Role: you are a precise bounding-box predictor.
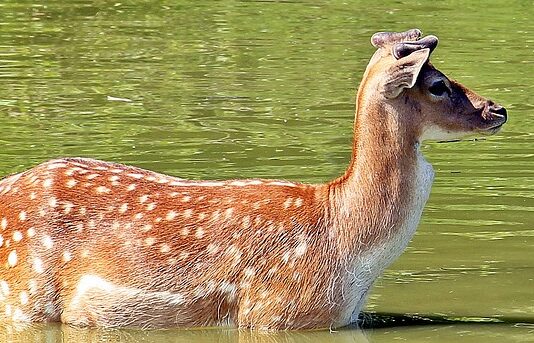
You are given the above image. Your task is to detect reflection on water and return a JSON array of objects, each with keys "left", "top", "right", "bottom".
[
  {"left": 0, "top": 0, "right": 532, "bottom": 342},
  {"left": 1, "top": 323, "right": 369, "bottom": 343},
  {"left": 2, "top": 321, "right": 533, "bottom": 343}
]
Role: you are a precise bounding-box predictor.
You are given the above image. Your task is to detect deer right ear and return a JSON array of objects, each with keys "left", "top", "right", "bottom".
[{"left": 380, "top": 48, "right": 430, "bottom": 99}]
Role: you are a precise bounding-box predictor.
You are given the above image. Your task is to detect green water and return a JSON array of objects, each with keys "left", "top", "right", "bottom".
[{"left": 0, "top": 0, "right": 532, "bottom": 342}]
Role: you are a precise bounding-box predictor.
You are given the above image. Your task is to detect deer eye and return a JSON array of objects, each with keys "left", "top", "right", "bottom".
[{"left": 428, "top": 80, "right": 450, "bottom": 97}]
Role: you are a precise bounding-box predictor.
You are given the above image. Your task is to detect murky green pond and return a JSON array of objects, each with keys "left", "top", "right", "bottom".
[{"left": 0, "top": 0, "right": 532, "bottom": 342}]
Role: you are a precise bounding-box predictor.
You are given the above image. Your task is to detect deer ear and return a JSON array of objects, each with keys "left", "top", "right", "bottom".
[{"left": 381, "top": 48, "right": 430, "bottom": 99}]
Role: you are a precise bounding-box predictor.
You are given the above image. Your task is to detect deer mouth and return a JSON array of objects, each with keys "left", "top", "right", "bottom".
[
  {"left": 482, "top": 112, "right": 507, "bottom": 134},
  {"left": 485, "top": 122, "right": 504, "bottom": 135}
]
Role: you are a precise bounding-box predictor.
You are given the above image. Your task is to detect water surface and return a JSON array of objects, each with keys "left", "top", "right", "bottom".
[{"left": 0, "top": 0, "right": 532, "bottom": 342}]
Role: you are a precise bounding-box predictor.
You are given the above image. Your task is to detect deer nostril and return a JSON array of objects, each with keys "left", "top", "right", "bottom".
[
  {"left": 486, "top": 101, "right": 507, "bottom": 119},
  {"left": 492, "top": 105, "right": 507, "bottom": 118},
  {"left": 491, "top": 105, "right": 507, "bottom": 116}
]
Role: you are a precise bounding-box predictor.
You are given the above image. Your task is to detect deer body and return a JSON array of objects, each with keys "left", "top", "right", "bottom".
[
  {"left": 0, "top": 151, "right": 431, "bottom": 329},
  {"left": 0, "top": 29, "right": 506, "bottom": 330}
]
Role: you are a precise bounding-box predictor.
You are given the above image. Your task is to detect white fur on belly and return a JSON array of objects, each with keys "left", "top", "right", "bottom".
[{"left": 69, "top": 275, "right": 185, "bottom": 307}]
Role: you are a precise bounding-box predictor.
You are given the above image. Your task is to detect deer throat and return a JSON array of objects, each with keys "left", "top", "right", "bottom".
[
  {"left": 336, "top": 149, "right": 435, "bottom": 325},
  {"left": 358, "top": 149, "right": 434, "bottom": 271}
]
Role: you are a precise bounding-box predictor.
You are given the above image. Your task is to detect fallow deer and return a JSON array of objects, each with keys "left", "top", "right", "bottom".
[{"left": 0, "top": 29, "right": 507, "bottom": 330}]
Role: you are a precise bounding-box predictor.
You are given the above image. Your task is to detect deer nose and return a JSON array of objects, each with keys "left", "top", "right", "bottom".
[
  {"left": 486, "top": 101, "right": 507, "bottom": 122},
  {"left": 491, "top": 104, "right": 507, "bottom": 117}
]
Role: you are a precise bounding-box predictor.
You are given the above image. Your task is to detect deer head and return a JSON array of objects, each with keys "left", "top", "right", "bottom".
[{"left": 357, "top": 29, "right": 507, "bottom": 143}]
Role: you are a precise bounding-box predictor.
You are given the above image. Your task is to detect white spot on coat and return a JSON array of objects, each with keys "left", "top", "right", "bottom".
[
  {"left": 283, "top": 198, "right": 293, "bottom": 209},
  {"left": 206, "top": 243, "right": 219, "bottom": 254},
  {"left": 169, "top": 180, "right": 224, "bottom": 187},
  {"left": 0, "top": 281, "right": 10, "bottom": 296},
  {"left": 244, "top": 267, "right": 255, "bottom": 278},
  {"left": 166, "top": 210, "right": 177, "bottom": 221},
  {"left": 230, "top": 180, "right": 263, "bottom": 187},
  {"left": 12, "top": 231, "right": 23, "bottom": 242},
  {"left": 66, "top": 179, "right": 78, "bottom": 188},
  {"left": 13, "top": 308, "right": 29, "bottom": 321},
  {"left": 109, "top": 175, "right": 120, "bottom": 182},
  {"left": 86, "top": 174, "right": 100, "bottom": 180},
  {"left": 282, "top": 251, "right": 291, "bottom": 263},
  {"left": 96, "top": 186, "right": 110, "bottom": 194},
  {"left": 64, "top": 202, "right": 74, "bottom": 214},
  {"left": 8, "top": 251, "right": 18, "bottom": 267},
  {"left": 119, "top": 203, "right": 128, "bottom": 213},
  {"left": 183, "top": 209, "right": 193, "bottom": 218},
  {"left": 42, "top": 235, "right": 53, "bottom": 249},
  {"left": 47, "top": 162, "right": 67, "bottom": 170},
  {"left": 18, "top": 211, "right": 27, "bottom": 221},
  {"left": 295, "top": 241, "right": 307, "bottom": 257},
  {"left": 195, "top": 227, "right": 205, "bottom": 239},
  {"left": 19, "top": 291, "right": 29, "bottom": 305},
  {"left": 267, "top": 181, "right": 297, "bottom": 187},
  {"left": 219, "top": 281, "right": 237, "bottom": 299},
  {"left": 242, "top": 216, "right": 250, "bottom": 228},
  {"left": 63, "top": 251, "right": 72, "bottom": 262},
  {"left": 65, "top": 168, "right": 76, "bottom": 176},
  {"left": 28, "top": 280, "right": 38, "bottom": 294}
]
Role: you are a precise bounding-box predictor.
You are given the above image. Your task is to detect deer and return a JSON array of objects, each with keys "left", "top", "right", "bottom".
[{"left": 0, "top": 29, "right": 507, "bottom": 330}]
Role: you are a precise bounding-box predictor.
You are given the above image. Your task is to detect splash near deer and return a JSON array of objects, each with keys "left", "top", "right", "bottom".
[{"left": 0, "top": 29, "right": 507, "bottom": 330}]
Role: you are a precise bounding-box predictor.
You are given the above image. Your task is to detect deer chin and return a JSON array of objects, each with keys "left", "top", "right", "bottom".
[
  {"left": 419, "top": 125, "right": 472, "bottom": 142},
  {"left": 477, "top": 114, "right": 507, "bottom": 135},
  {"left": 419, "top": 123, "right": 504, "bottom": 143},
  {"left": 480, "top": 123, "right": 504, "bottom": 135}
]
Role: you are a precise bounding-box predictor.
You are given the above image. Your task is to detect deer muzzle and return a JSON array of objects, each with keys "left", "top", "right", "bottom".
[{"left": 482, "top": 100, "right": 508, "bottom": 132}]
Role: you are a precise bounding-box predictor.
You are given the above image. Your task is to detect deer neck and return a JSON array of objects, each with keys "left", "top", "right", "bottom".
[{"left": 327, "top": 97, "right": 434, "bottom": 256}]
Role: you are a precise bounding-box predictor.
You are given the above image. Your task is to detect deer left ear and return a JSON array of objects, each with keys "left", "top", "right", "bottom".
[{"left": 381, "top": 48, "right": 430, "bottom": 99}]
